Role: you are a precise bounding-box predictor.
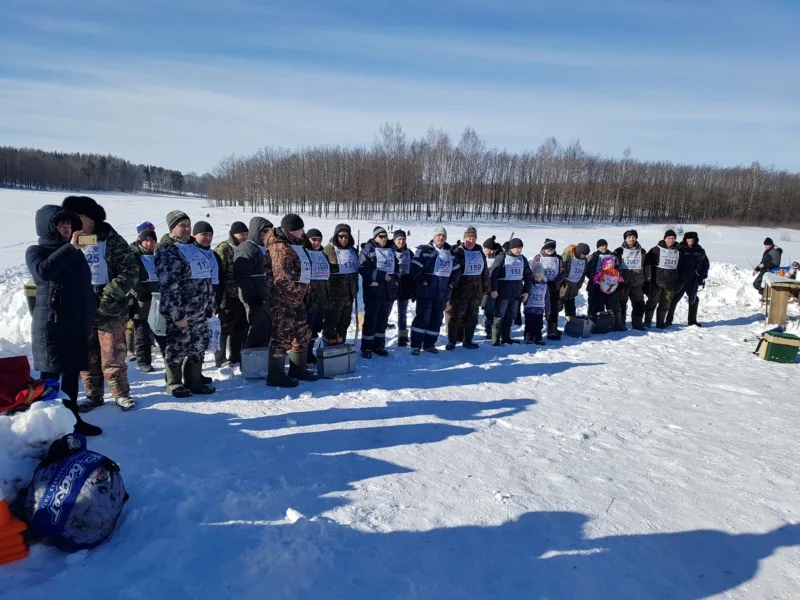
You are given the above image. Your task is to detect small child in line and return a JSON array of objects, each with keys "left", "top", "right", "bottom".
[{"left": 524, "top": 263, "right": 550, "bottom": 345}]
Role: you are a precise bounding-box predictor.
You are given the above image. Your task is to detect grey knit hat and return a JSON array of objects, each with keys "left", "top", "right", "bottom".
[
  {"left": 166, "top": 210, "right": 190, "bottom": 231},
  {"left": 434, "top": 226, "right": 447, "bottom": 238}
]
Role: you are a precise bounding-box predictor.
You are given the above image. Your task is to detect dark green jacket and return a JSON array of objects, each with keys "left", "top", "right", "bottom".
[{"left": 91, "top": 222, "right": 139, "bottom": 324}]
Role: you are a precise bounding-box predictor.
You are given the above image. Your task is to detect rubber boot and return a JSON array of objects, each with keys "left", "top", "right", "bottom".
[
  {"left": 63, "top": 399, "right": 103, "bottom": 436},
  {"left": 491, "top": 320, "right": 503, "bottom": 346},
  {"left": 214, "top": 333, "right": 229, "bottom": 367},
  {"left": 289, "top": 351, "right": 319, "bottom": 382},
  {"left": 184, "top": 360, "right": 216, "bottom": 394},
  {"left": 463, "top": 326, "right": 479, "bottom": 349},
  {"left": 502, "top": 317, "right": 520, "bottom": 344},
  {"left": 665, "top": 303, "right": 676, "bottom": 327},
  {"left": 268, "top": 355, "right": 299, "bottom": 387},
  {"left": 644, "top": 309, "right": 655, "bottom": 329},
  {"left": 547, "top": 321, "right": 562, "bottom": 341},
  {"left": 398, "top": 329, "right": 409, "bottom": 347},
  {"left": 656, "top": 310, "right": 668, "bottom": 329},
  {"left": 688, "top": 301, "right": 702, "bottom": 327},
  {"left": 446, "top": 324, "right": 460, "bottom": 351},
  {"left": 631, "top": 312, "right": 646, "bottom": 331},
  {"left": 614, "top": 310, "right": 628, "bottom": 332},
  {"left": 165, "top": 363, "right": 192, "bottom": 398}
]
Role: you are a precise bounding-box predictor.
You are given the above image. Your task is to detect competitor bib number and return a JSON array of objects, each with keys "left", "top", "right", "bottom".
[
  {"left": 463, "top": 250, "right": 484, "bottom": 276},
  {"left": 566, "top": 258, "right": 585, "bottom": 283},
  {"left": 504, "top": 255, "right": 524, "bottom": 281},
  {"left": 375, "top": 247, "right": 395, "bottom": 273},
  {"left": 396, "top": 249, "right": 411, "bottom": 275},
  {"left": 81, "top": 242, "right": 109, "bottom": 285},
  {"left": 140, "top": 254, "right": 157, "bottom": 282},
  {"left": 658, "top": 248, "right": 679, "bottom": 270},
  {"left": 433, "top": 248, "right": 453, "bottom": 277},
  {"left": 621, "top": 248, "right": 642, "bottom": 270},
  {"left": 539, "top": 256, "right": 560, "bottom": 281},
  {"left": 309, "top": 250, "right": 330, "bottom": 280},
  {"left": 177, "top": 244, "right": 213, "bottom": 280},
  {"left": 335, "top": 248, "right": 358, "bottom": 274},
  {"left": 526, "top": 285, "right": 547, "bottom": 309},
  {"left": 291, "top": 245, "right": 312, "bottom": 284}
]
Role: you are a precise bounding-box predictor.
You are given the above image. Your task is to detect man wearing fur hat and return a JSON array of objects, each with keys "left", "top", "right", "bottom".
[
  {"left": 446, "top": 226, "right": 490, "bottom": 350},
  {"left": 666, "top": 231, "right": 709, "bottom": 327},
  {"left": 264, "top": 214, "right": 318, "bottom": 386},
  {"left": 62, "top": 195, "right": 139, "bottom": 412},
  {"left": 614, "top": 229, "right": 649, "bottom": 330},
  {"left": 409, "top": 226, "right": 461, "bottom": 354},
  {"left": 155, "top": 210, "right": 217, "bottom": 397},
  {"left": 214, "top": 221, "right": 250, "bottom": 367},
  {"left": 323, "top": 223, "right": 359, "bottom": 344},
  {"left": 129, "top": 221, "right": 165, "bottom": 372},
  {"left": 645, "top": 229, "right": 681, "bottom": 328}
]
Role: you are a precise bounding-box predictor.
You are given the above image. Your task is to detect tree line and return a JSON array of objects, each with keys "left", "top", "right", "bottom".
[
  {"left": 0, "top": 147, "right": 213, "bottom": 196},
  {"left": 207, "top": 124, "right": 800, "bottom": 226}
]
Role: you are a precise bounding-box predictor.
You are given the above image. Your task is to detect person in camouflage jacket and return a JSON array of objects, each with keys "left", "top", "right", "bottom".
[
  {"left": 264, "top": 214, "right": 318, "bottom": 387},
  {"left": 214, "top": 221, "right": 249, "bottom": 366},
  {"left": 446, "top": 226, "right": 490, "bottom": 350},
  {"left": 323, "top": 223, "right": 359, "bottom": 344},
  {"left": 62, "top": 196, "right": 139, "bottom": 413},
  {"left": 155, "top": 210, "right": 216, "bottom": 398},
  {"left": 129, "top": 226, "right": 166, "bottom": 372}
]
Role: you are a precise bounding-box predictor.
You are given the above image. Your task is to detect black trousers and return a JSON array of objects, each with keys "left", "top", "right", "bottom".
[{"left": 41, "top": 371, "right": 79, "bottom": 402}]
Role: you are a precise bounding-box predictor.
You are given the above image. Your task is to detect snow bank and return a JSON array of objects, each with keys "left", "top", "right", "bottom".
[
  {"left": 0, "top": 266, "right": 32, "bottom": 355},
  {"left": 702, "top": 262, "right": 761, "bottom": 308},
  {"left": 0, "top": 401, "right": 74, "bottom": 502}
]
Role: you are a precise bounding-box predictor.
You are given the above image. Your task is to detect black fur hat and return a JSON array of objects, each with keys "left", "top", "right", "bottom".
[{"left": 62, "top": 195, "right": 106, "bottom": 224}]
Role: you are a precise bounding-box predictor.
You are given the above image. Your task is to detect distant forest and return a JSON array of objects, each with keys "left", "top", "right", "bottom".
[
  {"left": 208, "top": 124, "right": 800, "bottom": 226},
  {"left": 0, "top": 147, "right": 212, "bottom": 196}
]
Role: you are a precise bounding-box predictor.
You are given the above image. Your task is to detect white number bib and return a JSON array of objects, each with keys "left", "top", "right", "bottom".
[
  {"left": 433, "top": 248, "right": 453, "bottom": 277},
  {"left": 525, "top": 284, "right": 547, "bottom": 309},
  {"left": 177, "top": 243, "right": 213, "bottom": 280},
  {"left": 291, "top": 245, "right": 312, "bottom": 284},
  {"left": 375, "top": 247, "right": 395, "bottom": 273},
  {"left": 200, "top": 248, "right": 219, "bottom": 285},
  {"left": 396, "top": 249, "right": 411, "bottom": 275},
  {"left": 539, "top": 256, "right": 560, "bottom": 281},
  {"left": 566, "top": 258, "right": 585, "bottom": 283},
  {"left": 658, "top": 247, "right": 679, "bottom": 270},
  {"left": 463, "top": 250, "right": 484, "bottom": 276},
  {"left": 504, "top": 255, "right": 524, "bottom": 281},
  {"left": 309, "top": 250, "right": 330, "bottom": 281},
  {"left": 621, "top": 248, "right": 642, "bottom": 270},
  {"left": 335, "top": 248, "right": 358, "bottom": 274},
  {"left": 81, "top": 241, "right": 109, "bottom": 285},
  {"left": 140, "top": 254, "right": 157, "bottom": 282}
]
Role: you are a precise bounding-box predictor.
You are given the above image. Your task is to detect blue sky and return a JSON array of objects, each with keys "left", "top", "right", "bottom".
[{"left": 0, "top": 0, "right": 798, "bottom": 173}]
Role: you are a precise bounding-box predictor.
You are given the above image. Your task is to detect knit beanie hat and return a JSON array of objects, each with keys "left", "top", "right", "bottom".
[
  {"left": 393, "top": 229, "right": 406, "bottom": 240},
  {"left": 623, "top": 229, "right": 638, "bottom": 239},
  {"left": 62, "top": 196, "right": 106, "bottom": 224},
  {"left": 664, "top": 230, "right": 677, "bottom": 239},
  {"left": 483, "top": 235, "right": 499, "bottom": 251},
  {"left": 597, "top": 239, "right": 608, "bottom": 249},
  {"left": 136, "top": 221, "right": 155, "bottom": 235},
  {"left": 502, "top": 241, "right": 510, "bottom": 251},
  {"left": 532, "top": 262, "right": 545, "bottom": 278},
  {"left": 575, "top": 243, "right": 590, "bottom": 257},
  {"left": 281, "top": 214, "right": 304, "bottom": 232},
  {"left": 764, "top": 237, "right": 774, "bottom": 246},
  {"left": 229, "top": 221, "right": 248, "bottom": 235},
  {"left": 193, "top": 221, "right": 213, "bottom": 235},
  {"left": 542, "top": 238, "right": 557, "bottom": 251},
  {"left": 373, "top": 226, "right": 388, "bottom": 238},
  {"left": 138, "top": 229, "right": 157, "bottom": 243},
  {"left": 464, "top": 226, "right": 478, "bottom": 239},
  {"left": 166, "top": 210, "right": 190, "bottom": 231},
  {"left": 509, "top": 238, "right": 524, "bottom": 249},
  {"left": 434, "top": 226, "right": 447, "bottom": 238},
  {"left": 306, "top": 228, "right": 323, "bottom": 239}
]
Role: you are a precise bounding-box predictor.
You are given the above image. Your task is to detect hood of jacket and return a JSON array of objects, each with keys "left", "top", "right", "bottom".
[
  {"left": 35, "top": 205, "right": 81, "bottom": 246},
  {"left": 248, "top": 217, "right": 272, "bottom": 247},
  {"left": 130, "top": 240, "right": 153, "bottom": 257}
]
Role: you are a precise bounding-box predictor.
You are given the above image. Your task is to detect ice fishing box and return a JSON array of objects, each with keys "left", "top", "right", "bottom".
[
  {"left": 240, "top": 347, "right": 269, "bottom": 379},
  {"left": 565, "top": 316, "right": 591, "bottom": 338},
  {"left": 591, "top": 311, "right": 615, "bottom": 334},
  {"left": 756, "top": 331, "right": 800, "bottom": 364},
  {"left": 147, "top": 293, "right": 167, "bottom": 336},
  {"left": 316, "top": 343, "right": 356, "bottom": 378}
]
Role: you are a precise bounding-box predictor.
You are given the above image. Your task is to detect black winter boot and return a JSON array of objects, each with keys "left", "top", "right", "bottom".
[
  {"left": 184, "top": 360, "right": 216, "bottom": 394},
  {"left": 446, "top": 324, "right": 460, "bottom": 351},
  {"left": 214, "top": 333, "right": 229, "bottom": 367},
  {"left": 307, "top": 343, "right": 317, "bottom": 365},
  {"left": 289, "top": 351, "right": 319, "bottom": 382},
  {"left": 656, "top": 310, "right": 668, "bottom": 329},
  {"left": 267, "top": 355, "right": 299, "bottom": 387},
  {"left": 688, "top": 301, "right": 702, "bottom": 327},
  {"left": 524, "top": 332, "right": 534, "bottom": 345},
  {"left": 614, "top": 310, "right": 628, "bottom": 332},
  {"left": 491, "top": 320, "right": 503, "bottom": 346},
  {"left": 462, "top": 327, "right": 479, "bottom": 349},
  {"left": 644, "top": 309, "right": 655, "bottom": 329},
  {"left": 63, "top": 399, "right": 103, "bottom": 436},
  {"left": 665, "top": 303, "right": 676, "bottom": 327},
  {"left": 165, "top": 363, "right": 192, "bottom": 398},
  {"left": 547, "top": 322, "right": 562, "bottom": 341},
  {"left": 397, "top": 329, "right": 409, "bottom": 347},
  {"left": 229, "top": 328, "right": 246, "bottom": 364},
  {"left": 631, "top": 312, "right": 646, "bottom": 331}
]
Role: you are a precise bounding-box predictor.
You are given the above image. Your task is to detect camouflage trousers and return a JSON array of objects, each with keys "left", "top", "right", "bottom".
[
  {"left": 165, "top": 316, "right": 209, "bottom": 365},
  {"left": 270, "top": 304, "right": 312, "bottom": 357},
  {"left": 445, "top": 290, "right": 482, "bottom": 330},
  {"left": 82, "top": 319, "right": 130, "bottom": 400}
]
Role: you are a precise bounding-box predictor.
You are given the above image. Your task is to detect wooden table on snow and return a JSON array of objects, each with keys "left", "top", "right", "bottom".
[{"left": 763, "top": 274, "right": 800, "bottom": 326}]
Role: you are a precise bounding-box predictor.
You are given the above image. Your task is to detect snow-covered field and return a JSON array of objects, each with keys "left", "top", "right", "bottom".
[{"left": 1, "top": 189, "right": 799, "bottom": 599}]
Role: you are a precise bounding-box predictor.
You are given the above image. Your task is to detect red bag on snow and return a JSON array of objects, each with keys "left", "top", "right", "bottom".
[{"left": 0, "top": 356, "right": 32, "bottom": 413}]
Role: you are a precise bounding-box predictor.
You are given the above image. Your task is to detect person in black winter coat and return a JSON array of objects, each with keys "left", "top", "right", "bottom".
[
  {"left": 234, "top": 217, "right": 273, "bottom": 349},
  {"left": 614, "top": 230, "right": 649, "bottom": 331},
  {"left": 645, "top": 229, "right": 681, "bottom": 328},
  {"left": 393, "top": 230, "right": 415, "bottom": 347},
  {"left": 304, "top": 228, "right": 331, "bottom": 363},
  {"left": 530, "top": 239, "right": 565, "bottom": 340},
  {"left": 585, "top": 239, "right": 617, "bottom": 322},
  {"left": 26, "top": 205, "right": 102, "bottom": 436},
  {"left": 358, "top": 226, "right": 398, "bottom": 358},
  {"left": 753, "top": 237, "right": 783, "bottom": 293},
  {"left": 666, "top": 232, "right": 710, "bottom": 327},
  {"left": 129, "top": 228, "right": 165, "bottom": 372},
  {"left": 481, "top": 236, "right": 503, "bottom": 336},
  {"left": 489, "top": 238, "right": 533, "bottom": 345}
]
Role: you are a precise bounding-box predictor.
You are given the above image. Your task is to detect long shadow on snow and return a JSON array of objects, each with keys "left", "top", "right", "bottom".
[{"left": 234, "top": 512, "right": 800, "bottom": 600}]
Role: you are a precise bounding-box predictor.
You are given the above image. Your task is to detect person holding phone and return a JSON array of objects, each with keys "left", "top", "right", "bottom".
[
  {"left": 62, "top": 196, "right": 139, "bottom": 413},
  {"left": 26, "top": 205, "right": 102, "bottom": 436}
]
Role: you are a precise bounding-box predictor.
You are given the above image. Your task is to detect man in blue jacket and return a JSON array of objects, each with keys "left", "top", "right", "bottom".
[
  {"left": 410, "top": 227, "right": 461, "bottom": 355},
  {"left": 358, "top": 226, "right": 398, "bottom": 358}
]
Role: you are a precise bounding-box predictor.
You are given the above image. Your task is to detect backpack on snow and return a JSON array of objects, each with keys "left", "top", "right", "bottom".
[{"left": 24, "top": 433, "right": 128, "bottom": 551}]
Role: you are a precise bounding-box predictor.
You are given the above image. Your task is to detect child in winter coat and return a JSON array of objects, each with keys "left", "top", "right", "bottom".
[{"left": 524, "top": 263, "right": 551, "bottom": 345}]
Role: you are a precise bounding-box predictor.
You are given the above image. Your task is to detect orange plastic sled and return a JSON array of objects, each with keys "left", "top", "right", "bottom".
[{"left": 0, "top": 488, "right": 28, "bottom": 565}]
